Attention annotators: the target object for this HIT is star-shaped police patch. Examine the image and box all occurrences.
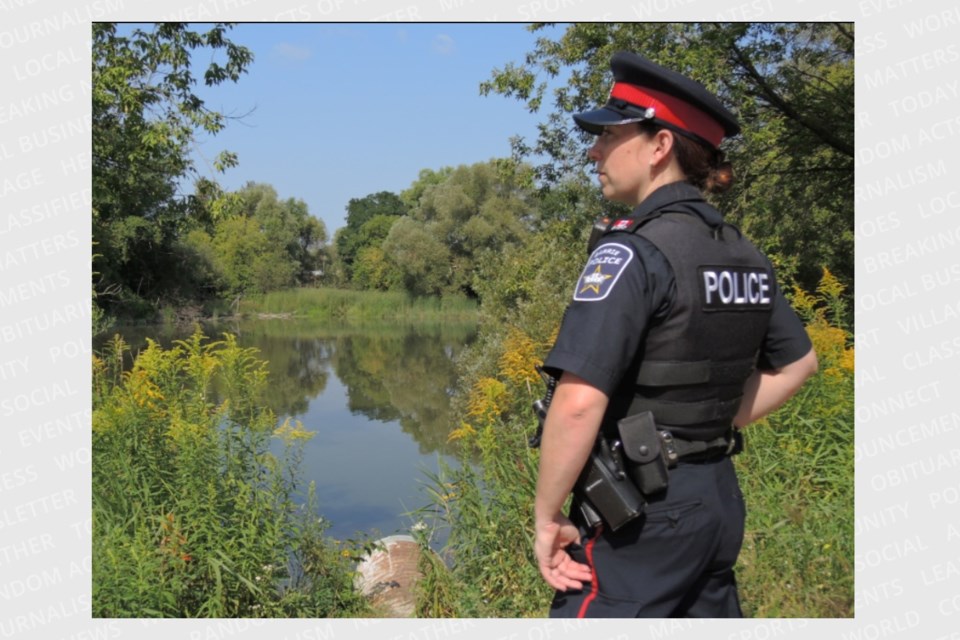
[578,265,612,296]
[573,242,634,302]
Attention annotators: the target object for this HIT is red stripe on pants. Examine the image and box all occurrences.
[576,525,604,618]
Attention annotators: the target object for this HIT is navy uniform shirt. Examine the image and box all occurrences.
[543,182,812,403]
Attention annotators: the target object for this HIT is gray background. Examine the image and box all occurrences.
[1,0,952,637]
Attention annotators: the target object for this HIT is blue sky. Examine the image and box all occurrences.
[186,23,566,235]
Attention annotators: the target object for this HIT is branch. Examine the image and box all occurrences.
[834,23,854,44]
[730,42,853,158]
[792,66,848,101]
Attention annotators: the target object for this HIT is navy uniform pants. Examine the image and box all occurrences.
[550,456,746,618]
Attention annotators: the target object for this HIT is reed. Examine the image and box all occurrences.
[240,288,479,323]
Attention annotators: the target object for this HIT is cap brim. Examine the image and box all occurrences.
[573,106,645,135]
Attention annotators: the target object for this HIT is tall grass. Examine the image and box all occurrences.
[416,270,854,618]
[414,329,559,617]
[92,329,373,617]
[733,269,854,617]
[240,287,478,323]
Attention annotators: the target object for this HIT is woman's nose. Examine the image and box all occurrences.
[587,139,602,161]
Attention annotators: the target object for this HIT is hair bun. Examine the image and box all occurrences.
[706,161,734,194]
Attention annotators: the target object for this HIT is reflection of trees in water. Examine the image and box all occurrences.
[254,335,332,418]
[331,327,473,456]
[98,320,475,456]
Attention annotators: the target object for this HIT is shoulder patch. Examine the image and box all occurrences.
[573,242,635,302]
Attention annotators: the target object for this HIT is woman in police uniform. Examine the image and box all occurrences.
[533,52,818,618]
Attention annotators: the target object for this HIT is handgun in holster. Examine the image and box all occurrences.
[529,365,646,532]
[573,436,645,532]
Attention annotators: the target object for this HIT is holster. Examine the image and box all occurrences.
[573,439,645,532]
[617,411,671,495]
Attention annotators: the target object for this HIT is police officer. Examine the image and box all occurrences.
[533,52,818,618]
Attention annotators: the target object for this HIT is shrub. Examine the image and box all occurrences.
[92,329,370,617]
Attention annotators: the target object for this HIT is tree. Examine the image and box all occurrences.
[237,182,327,283]
[334,191,407,283]
[481,23,854,294]
[381,218,451,297]
[388,160,532,298]
[92,23,253,316]
[210,216,296,295]
[181,182,328,298]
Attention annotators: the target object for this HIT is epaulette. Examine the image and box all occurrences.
[603,213,664,235]
[587,212,668,254]
[606,210,736,238]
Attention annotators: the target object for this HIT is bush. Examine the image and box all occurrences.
[733,269,854,617]
[92,329,371,617]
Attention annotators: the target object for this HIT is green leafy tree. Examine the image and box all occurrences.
[209,216,293,295]
[183,183,328,298]
[388,160,532,298]
[334,191,408,283]
[352,245,402,291]
[236,182,328,283]
[381,217,451,297]
[92,23,253,316]
[481,23,853,294]
[399,167,454,211]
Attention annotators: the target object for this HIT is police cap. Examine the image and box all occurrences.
[573,51,740,149]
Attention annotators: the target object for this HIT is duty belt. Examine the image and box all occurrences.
[659,428,743,467]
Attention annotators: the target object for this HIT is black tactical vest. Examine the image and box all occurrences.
[612,211,775,441]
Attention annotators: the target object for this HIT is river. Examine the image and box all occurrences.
[97,318,477,545]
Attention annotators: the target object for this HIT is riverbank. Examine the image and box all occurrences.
[97,287,479,335]
[239,288,478,323]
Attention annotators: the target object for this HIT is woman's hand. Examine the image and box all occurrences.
[534,514,593,592]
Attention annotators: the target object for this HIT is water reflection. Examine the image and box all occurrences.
[97,319,476,540]
[232,320,473,458]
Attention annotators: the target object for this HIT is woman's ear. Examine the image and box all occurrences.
[650,129,675,166]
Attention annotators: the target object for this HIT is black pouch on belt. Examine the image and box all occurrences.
[617,411,670,496]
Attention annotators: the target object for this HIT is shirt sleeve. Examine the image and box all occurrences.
[543,236,673,397]
[756,289,814,370]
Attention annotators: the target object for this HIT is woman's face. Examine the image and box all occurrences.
[587,124,651,206]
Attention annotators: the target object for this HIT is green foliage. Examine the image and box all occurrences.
[381,218,452,297]
[93,23,253,319]
[213,215,296,295]
[177,182,329,300]
[352,244,402,291]
[400,167,454,211]
[92,329,371,617]
[416,352,554,616]
[334,191,408,282]
[734,271,853,617]
[482,23,854,295]
[385,160,533,298]
[239,183,327,279]
[240,287,478,324]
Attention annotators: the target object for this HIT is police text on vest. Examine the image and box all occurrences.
[700,267,772,309]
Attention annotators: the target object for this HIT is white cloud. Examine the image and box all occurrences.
[432,34,455,56]
[273,42,311,62]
